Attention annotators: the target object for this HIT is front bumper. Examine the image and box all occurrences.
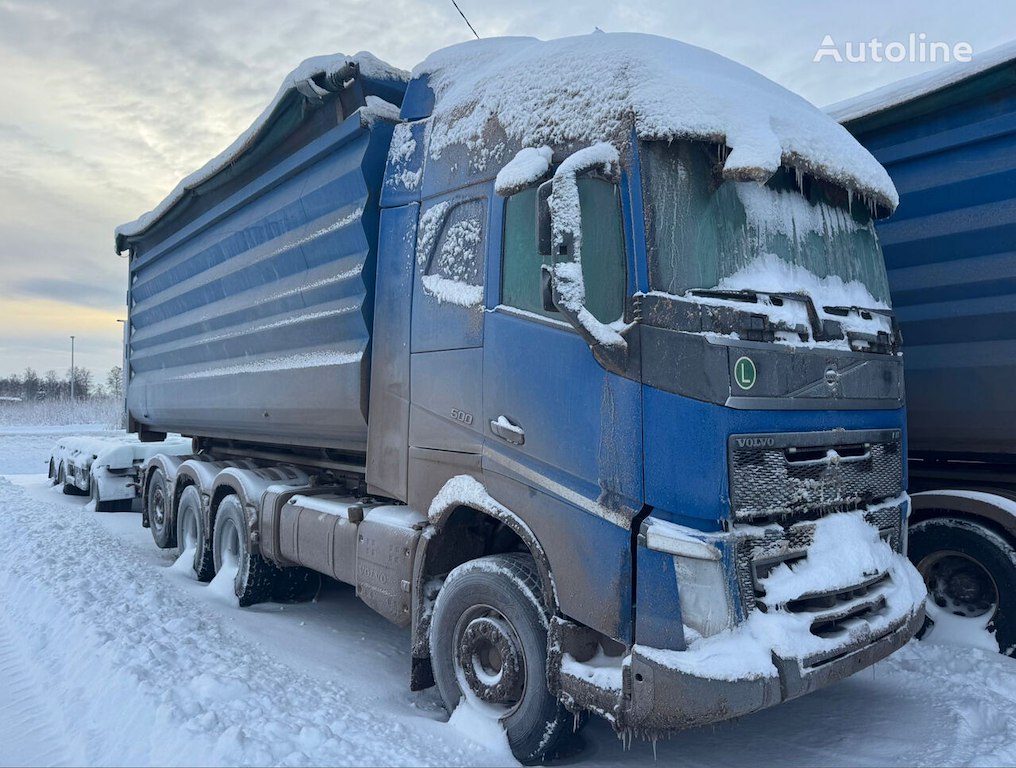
[624,603,923,730]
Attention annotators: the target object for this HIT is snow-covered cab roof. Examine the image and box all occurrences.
[413,33,898,212]
[115,52,409,252]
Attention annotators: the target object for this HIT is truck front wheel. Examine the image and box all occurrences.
[910,517,1016,656]
[429,553,570,764]
[212,494,277,607]
[146,468,176,548]
[176,485,214,582]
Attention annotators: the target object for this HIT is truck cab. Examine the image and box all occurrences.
[366,35,925,750]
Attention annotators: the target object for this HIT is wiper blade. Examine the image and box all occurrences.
[689,288,759,302]
[822,304,893,320]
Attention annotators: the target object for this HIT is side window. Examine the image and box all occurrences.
[501,187,553,318]
[501,179,625,324]
[417,199,485,307]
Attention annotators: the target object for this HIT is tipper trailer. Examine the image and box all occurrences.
[834,42,1016,656]
[115,34,925,761]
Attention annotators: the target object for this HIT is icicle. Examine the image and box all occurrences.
[847,187,853,215]
[652,736,658,761]
[794,166,804,193]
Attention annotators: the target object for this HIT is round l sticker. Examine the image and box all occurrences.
[734,356,757,390]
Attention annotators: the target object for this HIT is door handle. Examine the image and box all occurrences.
[490,415,525,446]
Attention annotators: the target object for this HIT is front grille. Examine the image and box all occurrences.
[729,429,903,523]
[733,502,904,615]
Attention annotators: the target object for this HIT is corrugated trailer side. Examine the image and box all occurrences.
[119,66,406,456]
[839,55,1016,460]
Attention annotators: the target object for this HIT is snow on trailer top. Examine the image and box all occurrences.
[826,39,1016,124]
[114,52,409,247]
[416,33,898,211]
[51,434,191,471]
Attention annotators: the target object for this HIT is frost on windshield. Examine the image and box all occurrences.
[417,200,485,308]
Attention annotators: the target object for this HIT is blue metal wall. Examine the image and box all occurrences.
[126,114,394,452]
[844,65,1016,459]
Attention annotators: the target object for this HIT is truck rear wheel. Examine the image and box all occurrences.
[146,468,176,548]
[910,517,1016,656]
[176,485,214,582]
[429,553,570,764]
[212,494,277,607]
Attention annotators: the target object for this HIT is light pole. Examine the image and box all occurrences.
[70,335,75,401]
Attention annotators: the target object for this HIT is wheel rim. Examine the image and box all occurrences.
[452,604,526,717]
[151,487,166,530]
[918,550,999,619]
[219,518,241,569]
[180,505,199,551]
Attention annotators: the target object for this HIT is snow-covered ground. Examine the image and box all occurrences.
[2,425,1016,767]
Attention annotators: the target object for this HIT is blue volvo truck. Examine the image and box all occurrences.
[834,43,1016,656]
[116,34,925,761]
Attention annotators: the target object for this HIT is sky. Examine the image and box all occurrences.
[0,0,1012,382]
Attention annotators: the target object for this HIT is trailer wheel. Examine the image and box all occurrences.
[58,463,84,496]
[430,553,570,764]
[146,468,176,548]
[176,485,214,582]
[910,517,1016,656]
[213,494,277,607]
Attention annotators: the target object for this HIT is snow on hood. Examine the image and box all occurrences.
[115,52,408,245]
[416,33,898,210]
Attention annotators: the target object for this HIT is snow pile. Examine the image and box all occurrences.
[0,476,513,767]
[639,509,926,682]
[116,52,409,244]
[417,33,897,209]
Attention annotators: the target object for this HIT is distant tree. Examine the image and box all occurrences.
[106,365,124,399]
[67,367,92,399]
[43,369,62,399]
[0,373,22,398]
[22,367,40,400]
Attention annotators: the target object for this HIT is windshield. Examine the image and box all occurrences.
[641,141,891,307]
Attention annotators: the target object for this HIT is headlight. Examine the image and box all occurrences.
[643,518,734,638]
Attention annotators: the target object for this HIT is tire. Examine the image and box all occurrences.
[58,463,84,495]
[910,517,1016,656]
[90,475,102,510]
[146,468,176,549]
[430,553,571,764]
[212,494,278,607]
[272,567,322,603]
[175,485,214,582]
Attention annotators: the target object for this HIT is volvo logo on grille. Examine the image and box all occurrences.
[735,437,776,448]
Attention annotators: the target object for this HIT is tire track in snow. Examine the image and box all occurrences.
[0,617,80,767]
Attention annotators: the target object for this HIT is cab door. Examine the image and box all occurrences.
[481,174,643,641]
